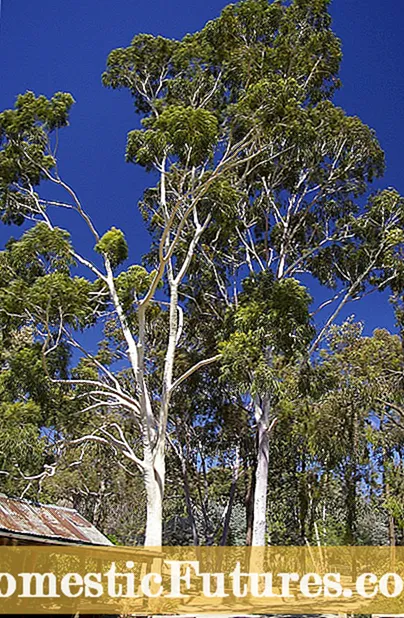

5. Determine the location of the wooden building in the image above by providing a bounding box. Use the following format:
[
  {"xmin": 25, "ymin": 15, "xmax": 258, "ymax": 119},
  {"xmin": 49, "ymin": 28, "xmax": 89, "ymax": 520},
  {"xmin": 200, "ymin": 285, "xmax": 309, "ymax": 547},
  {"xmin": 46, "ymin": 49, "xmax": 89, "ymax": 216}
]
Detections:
[
  {"xmin": 0, "ymin": 494, "xmax": 112, "ymax": 546},
  {"xmin": 0, "ymin": 495, "xmax": 112, "ymax": 617}
]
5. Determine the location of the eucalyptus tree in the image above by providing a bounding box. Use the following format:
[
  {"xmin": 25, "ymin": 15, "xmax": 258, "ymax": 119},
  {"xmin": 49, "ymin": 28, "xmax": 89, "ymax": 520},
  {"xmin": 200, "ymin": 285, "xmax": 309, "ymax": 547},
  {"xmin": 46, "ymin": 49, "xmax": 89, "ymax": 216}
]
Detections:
[
  {"xmin": 219, "ymin": 157, "xmax": 404, "ymax": 547},
  {"xmin": 0, "ymin": 301, "xmax": 70, "ymax": 500},
  {"xmin": 119, "ymin": 0, "xmax": 404, "ymax": 548},
  {"xmin": 174, "ymin": 1, "xmax": 404, "ymax": 546},
  {"xmin": 102, "ymin": 0, "xmax": 346, "ymax": 548},
  {"xmin": 308, "ymin": 322, "xmax": 404, "ymax": 545},
  {"xmin": 1, "ymin": 0, "xmax": 403, "ymax": 550},
  {"xmin": 0, "ymin": 0, "xmax": 309, "ymax": 545},
  {"xmin": 244, "ymin": 321, "xmax": 404, "ymax": 547},
  {"xmin": 0, "ymin": 86, "xmax": 235, "ymax": 545}
]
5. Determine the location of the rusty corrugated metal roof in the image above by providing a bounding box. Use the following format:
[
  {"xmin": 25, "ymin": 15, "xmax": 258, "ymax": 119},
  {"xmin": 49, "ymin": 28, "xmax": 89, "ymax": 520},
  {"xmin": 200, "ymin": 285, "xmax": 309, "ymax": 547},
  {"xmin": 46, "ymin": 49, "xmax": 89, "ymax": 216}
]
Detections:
[{"xmin": 0, "ymin": 495, "xmax": 112, "ymax": 545}]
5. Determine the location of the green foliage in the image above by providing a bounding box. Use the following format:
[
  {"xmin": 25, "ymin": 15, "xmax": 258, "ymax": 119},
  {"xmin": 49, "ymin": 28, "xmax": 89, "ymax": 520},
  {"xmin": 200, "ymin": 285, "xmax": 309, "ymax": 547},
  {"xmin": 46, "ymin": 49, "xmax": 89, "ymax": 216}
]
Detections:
[
  {"xmin": 8, "ymin": 222, "xmax": 73, "ymax": 275},
  {"xmin": 104, "ymin": 0, "xmax": 342, "ymax": 182},
  {"xmin": 0, "ymin": 91, "xmax": 74, "ymax": 224},
  {"xmin": 115, "ymin": 265, "xmax": 156, "ymax": 311},
  {"xmin": 102, "ymin": 34, "xmax": 180, "ymax": 112},
  {"xmin": 0, "ymin": 0, "xmax": 401, "ymax": 551},
  {"xmin": 0, "ymin": 321, "xmax": 72, "ymax": 500},
  {"xmin": 127, "ymin": 106, "xmax": 219, "ymax": 168},
  {"xmin": 95, "ymin": 227, "xmax": 128, "ymax": 269},
  {"xmin": 0, "ymin": 225, "xmax": 102, "ymax": 331},
  {"xmin": 201, "ymin": 0, "xmax": 341, "ymax": 100},
  {"xmin": 29, "ymin": 273, "xmax": 95, "ymax": 328},
  {"xmin": 240, "ymin": 274, "xmax": 314, "ymax": 354},
  {"xmin": 0, "ymin": 400, "xmax": 46, "ymax": 493},
  {"xmin": 220, "ymin": 274, "xmax": 314, "ymax": 393}
]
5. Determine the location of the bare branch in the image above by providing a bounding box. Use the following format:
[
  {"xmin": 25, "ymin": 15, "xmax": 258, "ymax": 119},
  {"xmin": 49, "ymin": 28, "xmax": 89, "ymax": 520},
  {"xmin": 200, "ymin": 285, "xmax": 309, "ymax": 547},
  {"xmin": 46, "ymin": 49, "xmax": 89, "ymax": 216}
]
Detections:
[{"xmin": 170, "ymin": 354, "xmax": 222, "ymax": 394}]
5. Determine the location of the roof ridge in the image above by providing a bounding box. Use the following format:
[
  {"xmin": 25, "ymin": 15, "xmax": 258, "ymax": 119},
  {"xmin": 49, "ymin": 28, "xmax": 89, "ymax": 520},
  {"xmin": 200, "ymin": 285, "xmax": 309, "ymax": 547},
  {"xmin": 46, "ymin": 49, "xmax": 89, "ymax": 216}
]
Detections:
[{"xmin": 0, "ymin": 494, "xmax": 78, "ymax": 513}]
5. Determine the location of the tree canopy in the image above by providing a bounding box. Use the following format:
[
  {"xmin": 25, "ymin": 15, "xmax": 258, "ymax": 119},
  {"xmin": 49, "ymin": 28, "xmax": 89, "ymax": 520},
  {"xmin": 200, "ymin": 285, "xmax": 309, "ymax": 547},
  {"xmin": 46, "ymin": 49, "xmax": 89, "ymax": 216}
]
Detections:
[{"xmin": 0, "ymin": 0, "xmax": 403, "ymax": 550}]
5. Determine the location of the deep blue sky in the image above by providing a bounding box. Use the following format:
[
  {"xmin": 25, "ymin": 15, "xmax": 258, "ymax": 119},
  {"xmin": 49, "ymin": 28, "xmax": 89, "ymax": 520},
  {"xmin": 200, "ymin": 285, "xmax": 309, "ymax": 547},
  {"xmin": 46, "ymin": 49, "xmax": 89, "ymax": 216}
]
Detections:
[{"xmin": 0, "ymin": 0, "xmax": 403, "ymax": 336}]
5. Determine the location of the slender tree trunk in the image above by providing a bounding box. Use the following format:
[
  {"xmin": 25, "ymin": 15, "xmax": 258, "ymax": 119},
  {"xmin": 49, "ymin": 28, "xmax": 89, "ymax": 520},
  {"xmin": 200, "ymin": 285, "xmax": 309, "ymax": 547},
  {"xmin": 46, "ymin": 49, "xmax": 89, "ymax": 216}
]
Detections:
[
  {"xmin": 144, "ymin": 446, "xmax": 165, "ymax": 546},
  {"xmin": 345, "ymin": 405, "xmax": 358, "ymax": 546},
  {"xmin": 143, "ymin": 273, "xmax": 177, "ymax": 547},
  {"xmin": 387, "ymin": 489, "xmax": 396, "ymax": 548},
  {"xmin": 220, "ymin": 446, "xmax": 240, "ymax": 546},
  {"xmin": 383, "ymin": 447, "xmax": 396, "ymax": 548},
  {"xmin": 245, "ymin": 464, "xmax": 255, "ymax": 546},
  {"xmin": 181, "ymin": 458, "xmax": 200, "ymax": 546},
  {"xmin": 252, "ymin": 396, "xmax": 271, "ymax": 546},
  {"xmin": 298, "ymin": 452, "xmax": 308, "ymax": 545}
]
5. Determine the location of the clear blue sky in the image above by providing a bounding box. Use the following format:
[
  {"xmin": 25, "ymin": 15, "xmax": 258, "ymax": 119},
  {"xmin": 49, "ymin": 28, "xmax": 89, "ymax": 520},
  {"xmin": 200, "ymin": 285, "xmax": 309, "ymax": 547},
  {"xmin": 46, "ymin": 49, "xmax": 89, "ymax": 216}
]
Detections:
[{"xmin": 0, "ymin": 0, "xmax": 403, "ymax": 335}]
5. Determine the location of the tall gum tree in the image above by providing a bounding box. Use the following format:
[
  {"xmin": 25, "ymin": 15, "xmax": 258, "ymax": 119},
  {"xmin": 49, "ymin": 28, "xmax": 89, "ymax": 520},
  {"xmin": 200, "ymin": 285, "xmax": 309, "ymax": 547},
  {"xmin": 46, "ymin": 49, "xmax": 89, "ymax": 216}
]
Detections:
[
  {"xmin": 101, "ymin": 0, "xmax": 345, "ymax": 545},
  {"xmin": 0, "ymin": 1, "xmax": 316, "ymax": 546},
  {"xmin": 0, "ymin": 93, "xmax": 234, "ymax": 545},
  {"xmin": 171, "ymin": 0, "xmax": 404, "ymax": 546},
  {"xmin": 1, "ymin": 0, "xmax": 403, "ymax": 548},
  {"xmin": 103, "ymin": 0, "xmax": 345, "ymax": 547}
]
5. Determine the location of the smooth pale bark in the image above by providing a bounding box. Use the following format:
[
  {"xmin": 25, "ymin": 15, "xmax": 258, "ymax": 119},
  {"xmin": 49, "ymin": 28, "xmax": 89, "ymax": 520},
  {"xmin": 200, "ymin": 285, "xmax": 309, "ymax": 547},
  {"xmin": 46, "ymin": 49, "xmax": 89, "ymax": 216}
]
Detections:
[
  {"xmin": 142, "ymin": 223, "xmax": 211, "ymax": 545},
  {"xmin": 245, "ymin": 464, "xmax": 255, "ymax": 546},
  {"xmin": 143, "ymin": 281, "xmax": 178, "ymax": 547},
  {"xmin": 144, "ymin": 446, "xmax": 165, "ymax": 546},
  {"xmin": 251, "ymin": 396, "xmax": 272, "ymax": 547}
]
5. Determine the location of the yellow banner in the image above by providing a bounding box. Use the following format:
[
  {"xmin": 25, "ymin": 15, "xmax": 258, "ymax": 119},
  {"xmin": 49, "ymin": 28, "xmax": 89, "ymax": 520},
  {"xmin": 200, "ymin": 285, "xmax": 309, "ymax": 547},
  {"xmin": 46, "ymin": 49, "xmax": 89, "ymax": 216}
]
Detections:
[{"xmin": 0, "ymin": 545, "xmax": 402, "ymax": 614}]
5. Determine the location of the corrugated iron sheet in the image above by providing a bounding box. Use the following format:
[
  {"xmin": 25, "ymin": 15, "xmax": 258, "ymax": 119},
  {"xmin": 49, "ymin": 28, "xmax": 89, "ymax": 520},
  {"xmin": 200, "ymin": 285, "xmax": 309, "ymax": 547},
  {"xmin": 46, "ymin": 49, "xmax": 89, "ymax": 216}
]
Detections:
[{"xmin": 0, "ymin": 495, "xmax": 112, "ymax": 545}]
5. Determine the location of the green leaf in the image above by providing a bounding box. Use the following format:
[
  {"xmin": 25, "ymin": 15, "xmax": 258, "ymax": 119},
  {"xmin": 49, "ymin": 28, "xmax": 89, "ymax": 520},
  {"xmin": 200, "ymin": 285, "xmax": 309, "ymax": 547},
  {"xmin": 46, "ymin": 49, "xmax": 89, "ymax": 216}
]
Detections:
[{"xmin": 95, "ymin": 227, "xmax": 128, "ymax": 269}]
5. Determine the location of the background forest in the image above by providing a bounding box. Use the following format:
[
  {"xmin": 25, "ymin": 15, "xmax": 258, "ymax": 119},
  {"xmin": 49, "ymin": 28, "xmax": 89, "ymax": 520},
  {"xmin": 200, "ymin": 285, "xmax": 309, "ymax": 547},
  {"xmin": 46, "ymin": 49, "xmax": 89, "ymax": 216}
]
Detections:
[{"xmin": 0, "ymin": 0, "xmax": 403, "ymax": 549}]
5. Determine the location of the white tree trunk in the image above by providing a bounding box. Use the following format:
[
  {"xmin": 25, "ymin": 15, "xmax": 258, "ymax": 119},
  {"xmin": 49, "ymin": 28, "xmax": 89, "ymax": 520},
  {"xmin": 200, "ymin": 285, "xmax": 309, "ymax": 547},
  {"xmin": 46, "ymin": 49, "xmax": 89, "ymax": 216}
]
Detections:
[
  {"xmin": 144, "ymin": 446, "xmax": 165, "ymax": 546},
  {"xmin": 252, "ymin": 397, "xmax": 271, "ymax": 547}
]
